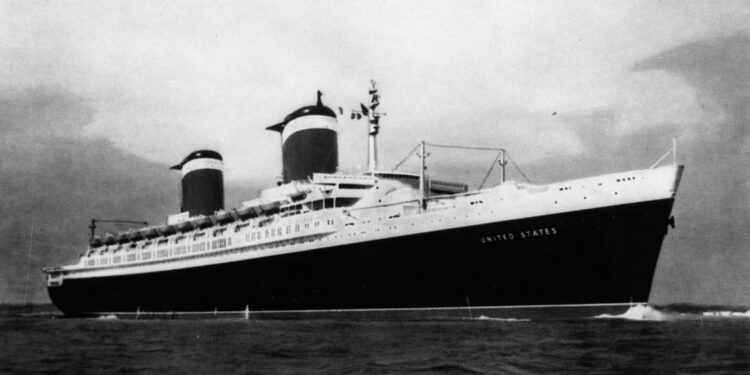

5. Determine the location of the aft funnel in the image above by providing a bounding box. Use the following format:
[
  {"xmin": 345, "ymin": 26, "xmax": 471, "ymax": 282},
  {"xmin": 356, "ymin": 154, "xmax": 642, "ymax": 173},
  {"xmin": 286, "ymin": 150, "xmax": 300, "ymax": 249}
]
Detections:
[{"xmin": 170, "ymin": 150, "xmax": 225, "ymax": 216}]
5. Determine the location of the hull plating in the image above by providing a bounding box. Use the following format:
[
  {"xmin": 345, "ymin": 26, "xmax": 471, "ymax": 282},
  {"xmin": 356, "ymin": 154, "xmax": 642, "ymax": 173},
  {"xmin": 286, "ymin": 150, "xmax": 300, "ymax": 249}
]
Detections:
[{"xmin": 49, "ymin": 198, "xmax": 675, "ymax": 316}]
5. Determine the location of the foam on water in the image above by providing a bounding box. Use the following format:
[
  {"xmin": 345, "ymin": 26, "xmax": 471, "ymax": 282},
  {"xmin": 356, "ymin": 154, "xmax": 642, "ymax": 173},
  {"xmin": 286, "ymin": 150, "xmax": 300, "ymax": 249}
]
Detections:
[
  {"xmin": 475, "ymin": 315, "xmax": 530, "ymax": 322},
  {"xmin": 702, "ymin": 310, "xmax": 750, "ymax": 318},
  {"xmin": 594, "ymin": 304, "xmax": 668, "ymax": 321},
  {"xmin": 595, "ymin": 304, "xmax": 750, "ymax": 321}
]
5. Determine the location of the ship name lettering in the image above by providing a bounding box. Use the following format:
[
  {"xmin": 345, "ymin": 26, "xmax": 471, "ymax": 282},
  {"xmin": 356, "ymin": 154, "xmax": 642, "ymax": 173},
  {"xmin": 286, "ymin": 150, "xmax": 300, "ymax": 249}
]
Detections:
[{"xmin": 481, "ymin": 226, "xmax": 557, "ymax": 244}]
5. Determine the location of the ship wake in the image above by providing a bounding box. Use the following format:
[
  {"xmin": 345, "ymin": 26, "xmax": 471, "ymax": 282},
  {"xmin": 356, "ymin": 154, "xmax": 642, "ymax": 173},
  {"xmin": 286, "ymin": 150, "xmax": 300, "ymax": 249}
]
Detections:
[
  {"xmin": 474, "ymin": 315, "xmax": 530, "ymax": 322},
  {"xmin": 594, "ymin": 304, "xmax": 750, "ymax": 321},
  {"xmin": 594, "ymin": 304, "xmax": 668, "ymax": 321},
  {"xmin": 701, "ymin": 310, "xmax": 750, "ymax": 318}
]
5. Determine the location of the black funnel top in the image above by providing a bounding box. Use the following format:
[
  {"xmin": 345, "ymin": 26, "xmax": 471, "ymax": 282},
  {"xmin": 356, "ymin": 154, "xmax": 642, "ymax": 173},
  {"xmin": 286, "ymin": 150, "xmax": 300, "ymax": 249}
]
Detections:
[
  {"xmin": 170, "ymin": 150, "xmax": 223, "ymax": 170},
  {"xmin": 267, "ymin": 91, "xmax": 336, "ymax": 133}
]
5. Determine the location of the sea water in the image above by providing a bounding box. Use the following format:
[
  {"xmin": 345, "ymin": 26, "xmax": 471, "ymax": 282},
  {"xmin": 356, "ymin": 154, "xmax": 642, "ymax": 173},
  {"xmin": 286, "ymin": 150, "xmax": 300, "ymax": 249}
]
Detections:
[{"xmin": 1, "ymin": 305, "xmax": 749, "ymax": 374}]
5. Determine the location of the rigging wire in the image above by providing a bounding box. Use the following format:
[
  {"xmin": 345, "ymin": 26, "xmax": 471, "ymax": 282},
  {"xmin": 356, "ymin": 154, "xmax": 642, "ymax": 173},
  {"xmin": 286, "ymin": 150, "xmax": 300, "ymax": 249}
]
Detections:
[
  {"xmin": 507, "ymin": 153, "xmax": 531, "ymax": 183},
  {"xmin": 478, "ymin": 151, "xmax": 503, "ymax": 189},
  {"xmin": 391, "ymin": 143, "xmax": 421, "ymax": 171},
  {"xmin": 425, "ymin": 143, "xmax": 503, "ymax": 152},
  {"xmin": 392, "ymin": 141, "xmax": 532, "ymax": 185}
]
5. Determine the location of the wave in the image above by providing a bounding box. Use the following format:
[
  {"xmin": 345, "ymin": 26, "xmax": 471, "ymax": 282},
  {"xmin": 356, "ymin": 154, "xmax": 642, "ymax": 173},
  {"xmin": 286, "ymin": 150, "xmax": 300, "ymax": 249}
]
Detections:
[
  {"xmin": 594, "ymin": 304, "xmax": 750, "ymax": 321},
  {"xmin": 701, "ymin": 310, "xmax": 750, "ymax": 318},
  {"xmin": 96, "ymin": 314, "xmax": 119, "ymax": 320},
  {"xmin": 475, "ymin": 315, "xmax": 530, "ymax": 322},
  {"xmin": 594, "ymin": 304, "xmax": 668, "ymax": 321}
]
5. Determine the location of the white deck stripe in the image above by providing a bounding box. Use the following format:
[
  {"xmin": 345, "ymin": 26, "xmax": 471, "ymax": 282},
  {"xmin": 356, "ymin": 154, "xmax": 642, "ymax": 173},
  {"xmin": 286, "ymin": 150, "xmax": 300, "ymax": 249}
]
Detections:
[
  {"xmin": 282, "ymin": 115, "xmax": 336, "ymax": 143},
  {"xmin": 182, "ymin": 158, "xmax": 223, "ymax": 176}
]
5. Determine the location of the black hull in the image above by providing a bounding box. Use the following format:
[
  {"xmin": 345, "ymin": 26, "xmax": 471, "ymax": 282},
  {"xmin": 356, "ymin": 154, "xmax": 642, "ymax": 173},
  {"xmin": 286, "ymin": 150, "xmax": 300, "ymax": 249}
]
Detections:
[{"xmin": 49, "ymin": 198, "xmax": 675, "ymax": 316}]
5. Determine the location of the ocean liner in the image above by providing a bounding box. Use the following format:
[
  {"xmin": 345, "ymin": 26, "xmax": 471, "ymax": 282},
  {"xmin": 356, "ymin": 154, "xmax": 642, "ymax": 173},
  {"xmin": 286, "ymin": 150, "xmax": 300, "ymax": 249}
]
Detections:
[{"xmin": 44, "ymin": 81, "xmax": 683, "ymax": 318}]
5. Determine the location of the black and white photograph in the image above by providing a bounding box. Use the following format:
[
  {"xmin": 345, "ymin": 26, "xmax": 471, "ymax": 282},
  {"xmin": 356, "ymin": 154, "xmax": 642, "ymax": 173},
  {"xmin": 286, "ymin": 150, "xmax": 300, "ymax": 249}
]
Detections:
[{"xmin": 1, "ymin": 0, "xmax": 749, "ymax": 373}]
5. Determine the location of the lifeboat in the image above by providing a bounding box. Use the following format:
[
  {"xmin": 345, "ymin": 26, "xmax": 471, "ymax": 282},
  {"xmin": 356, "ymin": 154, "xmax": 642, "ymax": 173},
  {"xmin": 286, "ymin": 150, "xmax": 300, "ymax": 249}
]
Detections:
[
  {"xmin": 126, "ymin": 230, "xmax": 144, "ymax": 241},
  {"xmin": 114, "ymin": 232, "xmax": 130, "ymax": 244},
  {"xmin": 191, "ymin": 216, "xmax": 212, "ymax": 228},
  {"xmin": 214, "ymin": 210, "xmax": 236, "ymax": 224},
  {"xmin": 236, "ymin": 205, "xmax": 259, "ymax": 219},
  {"xmin": 102, "ymin": 233, "xmax": 116, "ymax": 246},
  {"xmin": 89, "ymin": 235, "xmax": 103, "ymax": 248},
  {"xmin": 260, "ymin": 199, "xmax": 283, "ymax": 212},
  {"xmin": 176, "ymin": 220, "xmax": 194, "ymax": 232},
  {"xmin": 139, "ymin": 226, "xmax": 160, "ymax": 239},
  {"xmin": 259, "ymin": 181, "xmax": 311, "ymax": 201},
  {"xmin": 157, "ymin": 224, "xmax": 176, "ymax": 236},
  {"xmin": 238, "ymin": 195, "xmax": 287, "ymax": 218}
]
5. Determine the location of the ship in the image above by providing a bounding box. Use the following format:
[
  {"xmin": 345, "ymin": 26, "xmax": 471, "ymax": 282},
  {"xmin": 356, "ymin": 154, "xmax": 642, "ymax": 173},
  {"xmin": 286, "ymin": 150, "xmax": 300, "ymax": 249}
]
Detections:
[{"xmin": 43, "ymin": 81, "xmax": 684, "ymax": 319}]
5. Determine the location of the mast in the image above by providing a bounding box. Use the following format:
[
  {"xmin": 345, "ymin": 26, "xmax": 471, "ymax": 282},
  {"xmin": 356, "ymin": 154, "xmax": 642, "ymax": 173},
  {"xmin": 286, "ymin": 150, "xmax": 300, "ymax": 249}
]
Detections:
[
  {"xmin": 419, "ymin": 141, "xmax": 426, "ymax": 210},
  {"xmin": 500, "ymin": 149, "xmax": 506, "ymax": 184},
  {"xmin": 366, "ymin": 80, "xmax": 382, "ymax": 173},
  {"xmin": 351, "ymin": 80, "xmax": 385, "ymax": 174},
  {"xmin": 368, "ymin": 128, "xmax": 378, "ymax": 172}
]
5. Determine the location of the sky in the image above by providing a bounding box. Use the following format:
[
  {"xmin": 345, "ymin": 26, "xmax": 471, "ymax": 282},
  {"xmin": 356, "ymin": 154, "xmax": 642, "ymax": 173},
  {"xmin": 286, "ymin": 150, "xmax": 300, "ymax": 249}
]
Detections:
[{"xmin": 1, "ymin": 0, "xmax": 749, "ymax": 305}]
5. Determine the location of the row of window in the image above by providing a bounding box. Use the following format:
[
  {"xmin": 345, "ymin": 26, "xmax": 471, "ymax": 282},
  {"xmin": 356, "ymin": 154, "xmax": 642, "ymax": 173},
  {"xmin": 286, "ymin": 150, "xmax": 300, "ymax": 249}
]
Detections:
[
  {"xmin": 86, "ymin": 237, "xmax": 233, "ymax": 267},
  {"xmin": 242, "ymin": 219, "xmax": 338, "ymax": 242},
  {"xmin": 92, "ymin": 216, "xmax": 336, "ymax": 257},
  {"xmin": 279, "ymin": 198, "xmax": 361, "ymax": 217},
  {"xmin": 85, "ymin": 218, "xmax": 338, "ymax": 268}
]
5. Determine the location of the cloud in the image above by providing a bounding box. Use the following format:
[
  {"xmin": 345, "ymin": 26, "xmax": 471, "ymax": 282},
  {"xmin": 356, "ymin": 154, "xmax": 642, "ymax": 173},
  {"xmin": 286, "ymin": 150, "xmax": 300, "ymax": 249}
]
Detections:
[
  {"xmin": 633, "ymin": 35, "xmax": 750, "ymax": 306},
  {"xmin": 633, "ymin": 35, "xmax": 750, "ymax": 150},
  {"xmin": 535, "ymin": 35, "xmax": 750, "ymax": 306},
  {"xmin": 4, "ymin": 1, "xmax": 749, "ymax": 183},
  {"xmin": 0, "ymin": 87, "xmax": 171, "ymax": 303},
  {"xmin": 0, "ymin": 86, "xmax": 93, "ymax": 137},
  {"xmin": 0, "ymin": 86, "xmax": 261, "ymax": 303}
]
